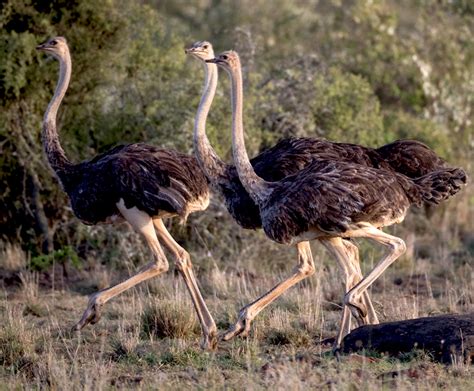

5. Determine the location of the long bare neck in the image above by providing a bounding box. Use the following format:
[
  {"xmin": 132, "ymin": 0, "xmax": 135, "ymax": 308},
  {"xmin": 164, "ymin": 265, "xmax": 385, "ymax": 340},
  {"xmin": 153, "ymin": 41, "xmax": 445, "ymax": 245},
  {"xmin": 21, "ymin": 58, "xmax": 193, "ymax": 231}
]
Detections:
[
  {"xmin": 193, "ymin": 61, "xmax": 227, "ymax": 181},
  {"xmin": 42, "ymin": 51, "xmax": 72, "ymax": 176},
  {"xmin": 229, "ymin": 64, "xmax": 270, "ymax": 204}
]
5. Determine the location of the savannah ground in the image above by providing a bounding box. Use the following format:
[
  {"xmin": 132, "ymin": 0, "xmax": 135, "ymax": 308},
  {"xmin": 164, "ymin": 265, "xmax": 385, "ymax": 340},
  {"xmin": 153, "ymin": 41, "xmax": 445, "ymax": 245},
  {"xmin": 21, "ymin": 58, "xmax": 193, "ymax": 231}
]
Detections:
[
  {"xmin": 1, "ymin": 196, "xmax": 473, "ymax": 389},
  {"xmin": 1, "ymin": 0, "xmax": 473, "ymax": 389}
]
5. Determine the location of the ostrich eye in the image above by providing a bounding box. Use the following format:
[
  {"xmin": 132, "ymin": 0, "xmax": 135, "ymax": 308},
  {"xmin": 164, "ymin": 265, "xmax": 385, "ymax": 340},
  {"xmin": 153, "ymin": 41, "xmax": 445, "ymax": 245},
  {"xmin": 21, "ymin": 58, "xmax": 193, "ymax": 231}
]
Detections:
[
  {"xmin": 50, "ymin": 40, "xmax": 57, "ymax": 45},
  {"xmin": 203, "ymin": 44, "xmax": 209, "ymax": 49},
  {"xmin": 222, "ymin": 55, "xmax": 228, "ymax": 60}
]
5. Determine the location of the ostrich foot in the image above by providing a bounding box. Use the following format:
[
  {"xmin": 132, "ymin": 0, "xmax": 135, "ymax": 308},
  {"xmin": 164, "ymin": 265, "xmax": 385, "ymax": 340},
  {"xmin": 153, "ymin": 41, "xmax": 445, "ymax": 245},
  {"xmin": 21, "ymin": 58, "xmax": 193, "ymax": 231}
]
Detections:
[
  {"xmin": 354, "ymin": 309, "xmax": 370, "ymax": 327},
  {"xmin": 221, "ymin": 308, "xmax": 253, "ymax": 341},
  {"xmin": 73, "ymin": 294, "xmax": 103, "ymax": 331},
  {"xmin": 344, "ymin": 292, "xmax": 368, "ymax": 321},
  {"xmin": 359, "ymin": 291, "xmax": 378, "ymax": 326},
  {"xmin": 332, "ymin": 344, "xmax": 342, "ymax": 360},
  {"xmin": 201, "ymin": 329, "xmax": 218, "ymax": 351}
]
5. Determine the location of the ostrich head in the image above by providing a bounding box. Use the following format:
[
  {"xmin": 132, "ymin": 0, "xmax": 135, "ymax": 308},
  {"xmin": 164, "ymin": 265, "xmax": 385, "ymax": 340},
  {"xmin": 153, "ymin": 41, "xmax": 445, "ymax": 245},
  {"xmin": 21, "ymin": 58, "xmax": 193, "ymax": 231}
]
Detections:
[
  {"xmin": 206, "ymin": 50, "xmax": 240, "ymax": 74},
  {"xmin": 36, "ymin": 37, "xmax": 69, "ymax": 59},
  {"xmin": 185, "ymin": 41, "xmax": 215, "ymax": 61}
]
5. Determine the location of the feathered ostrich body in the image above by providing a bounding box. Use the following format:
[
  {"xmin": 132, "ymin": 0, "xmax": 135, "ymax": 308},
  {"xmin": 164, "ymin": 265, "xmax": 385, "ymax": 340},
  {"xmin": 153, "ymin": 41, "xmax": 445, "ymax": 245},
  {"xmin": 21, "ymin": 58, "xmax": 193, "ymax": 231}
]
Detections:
[
  {"xmin": 207, "ymin": 50, "xmax": 466, "ymax": 349},
  {"xmin": 37, "ymin": 37, "xmax": 217, "ymax": 350},
  {"xmin": 61, "ymin": 144, "xmax": 208, "ymax": 225},
  {"xmin": 259, "ymin": 159, "xmax": 463, "ymax": 245},
  {"xmin": 220, "ymin": 138, "xmax": 450, "ymax": 230}
]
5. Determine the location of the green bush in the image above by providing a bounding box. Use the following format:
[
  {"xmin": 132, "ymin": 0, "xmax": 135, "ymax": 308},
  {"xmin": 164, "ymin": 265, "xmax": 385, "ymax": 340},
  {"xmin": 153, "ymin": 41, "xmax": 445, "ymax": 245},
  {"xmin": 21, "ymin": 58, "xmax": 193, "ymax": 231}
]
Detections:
[
  {"xmin": 311, "ymin": 67, "xmax": 384, "ymax": 147},
  {"xmin": 29, "ymin": 246, "xmax": 80, "ymax": 272},
  {"xmin": 0, "ymin": 0, "xmax": 471, "ymax": 261}
]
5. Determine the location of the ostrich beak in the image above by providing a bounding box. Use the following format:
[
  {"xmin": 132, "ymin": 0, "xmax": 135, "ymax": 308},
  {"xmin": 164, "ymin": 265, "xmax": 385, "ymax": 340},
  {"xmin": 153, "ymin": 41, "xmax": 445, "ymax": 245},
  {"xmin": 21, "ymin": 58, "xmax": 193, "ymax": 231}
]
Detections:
[
  {"xmin": 36, "ymin": 43, "xmax": 46, "ymax": 51},
  {"xmin": 186, "ymin": 47, "xmax": 204, "ymax": 55}
]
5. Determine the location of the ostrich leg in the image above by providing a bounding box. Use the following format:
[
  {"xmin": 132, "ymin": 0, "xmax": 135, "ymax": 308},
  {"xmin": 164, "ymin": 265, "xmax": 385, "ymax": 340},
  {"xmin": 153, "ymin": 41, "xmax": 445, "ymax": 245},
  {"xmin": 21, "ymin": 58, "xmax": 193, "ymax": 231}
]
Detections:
[
  {"xmin": 152, "ymin": 218, "xmax": 217, "ymax": 350},
  {"xmin": 342, "ymin": 240, "xmax": 378, "ymax": 325},
  {"xmin": 343, "ymin": 224, "xmax": 406, "ymax": 321},
  {"xmin": 74, "ymin": 201, "xmax": 169, "ymax": 330},
  {"xmin": 222, "ymin": 241, "xmax": 315, "ymax": 341},
  {"xmin": 320, "ymin": 237, "xmax": 377, "ymax": 351},
  {"xmin": 320, "ymin": 238, "xmax": 353, "ymax": 350}
]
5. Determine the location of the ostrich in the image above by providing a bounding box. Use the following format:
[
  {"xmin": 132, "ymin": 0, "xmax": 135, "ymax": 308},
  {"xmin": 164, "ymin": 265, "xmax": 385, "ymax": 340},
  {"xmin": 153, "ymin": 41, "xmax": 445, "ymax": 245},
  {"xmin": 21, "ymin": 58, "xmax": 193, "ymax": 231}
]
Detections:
[
  {"xmin": 36, "ymin": 37, "xmax": 217, "ymax": 350},
  {"xmin": 207, "ymin": 50, "xmax": 466, "ymax": 348},
  {"xmin": 186, "ymin": 41, "xmax": 465, "ymax": 336},
  {"xmin": 186, "ymin": 41, "xmax": 381, "ymax": 329}
]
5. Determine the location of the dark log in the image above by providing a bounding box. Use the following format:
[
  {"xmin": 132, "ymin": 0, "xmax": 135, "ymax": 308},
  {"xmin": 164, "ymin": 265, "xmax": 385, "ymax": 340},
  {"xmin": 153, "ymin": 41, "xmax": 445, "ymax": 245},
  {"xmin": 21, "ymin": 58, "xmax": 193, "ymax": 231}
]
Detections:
[{"xmin": 341, "ymin": 313, "xmax": 474, "ymax": 364}]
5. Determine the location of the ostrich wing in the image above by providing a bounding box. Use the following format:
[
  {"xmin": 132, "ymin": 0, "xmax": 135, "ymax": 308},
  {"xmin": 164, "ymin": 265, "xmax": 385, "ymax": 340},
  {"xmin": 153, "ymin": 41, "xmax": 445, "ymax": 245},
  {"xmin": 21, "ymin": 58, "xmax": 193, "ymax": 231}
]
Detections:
[
  {"xmin": 376, "ymin": 139, "xmax": 447, "ymax": 178},
  {"xmin": 112, "ymin": 144, "xmax": 207, "ymax": 218},
  {"xmin": 261, "ymin": 160, "xmax": 410, "ymax": 244}
]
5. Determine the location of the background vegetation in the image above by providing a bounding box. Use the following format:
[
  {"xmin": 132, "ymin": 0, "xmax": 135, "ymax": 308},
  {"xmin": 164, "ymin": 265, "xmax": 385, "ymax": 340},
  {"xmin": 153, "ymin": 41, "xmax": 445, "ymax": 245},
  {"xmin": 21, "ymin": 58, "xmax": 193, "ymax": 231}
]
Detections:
[{"xmin": 0, "ymin": 0, "xmax": 472, "ymax": 389}]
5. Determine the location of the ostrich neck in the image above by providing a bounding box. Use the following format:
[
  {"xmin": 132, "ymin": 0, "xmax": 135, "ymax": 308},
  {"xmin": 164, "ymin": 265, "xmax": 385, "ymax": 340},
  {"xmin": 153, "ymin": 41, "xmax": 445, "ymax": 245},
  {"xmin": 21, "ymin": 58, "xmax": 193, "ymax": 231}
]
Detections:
[
  {"xmin": 42, "ymin": 52, "xmax": 72, "ymax": 177},
  {"xmin": 230, "ymin": 65, "xmax": 269, "ymax": 204},
  {"xmin": 193, "ymin": 62, "xmax": 227, "ymax": 181}
]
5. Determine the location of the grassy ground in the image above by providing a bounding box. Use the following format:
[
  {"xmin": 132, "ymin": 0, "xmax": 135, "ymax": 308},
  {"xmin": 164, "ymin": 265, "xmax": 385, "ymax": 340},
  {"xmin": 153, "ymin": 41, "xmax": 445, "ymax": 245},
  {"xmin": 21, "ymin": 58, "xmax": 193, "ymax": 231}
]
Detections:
[{"xmin": 0, "ymin": 197, "xmax": 473, "ymax": 389}]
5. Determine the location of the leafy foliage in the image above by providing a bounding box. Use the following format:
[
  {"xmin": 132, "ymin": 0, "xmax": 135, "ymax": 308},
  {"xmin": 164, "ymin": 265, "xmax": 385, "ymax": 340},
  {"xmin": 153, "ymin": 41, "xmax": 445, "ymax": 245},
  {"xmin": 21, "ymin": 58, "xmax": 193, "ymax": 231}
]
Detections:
[
  {"xmin": 29, "ymin": 245, "xmax": 80, "ymax": 271},
  {"xmin": 0, "ymin": 0, "xmax": 472, "ymax": 263}
]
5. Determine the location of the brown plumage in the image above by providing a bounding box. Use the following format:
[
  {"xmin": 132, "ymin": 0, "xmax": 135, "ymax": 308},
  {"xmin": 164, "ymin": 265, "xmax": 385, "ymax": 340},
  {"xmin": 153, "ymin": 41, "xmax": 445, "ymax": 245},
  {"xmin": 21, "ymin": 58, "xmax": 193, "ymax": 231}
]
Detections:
[
  {"xmin": 376, "ymin": 139, "xmax": 447, "ymax": 178},
  {"xmin": 260, "ymin": 159, "xmax": 466, "ymax": 245},
  {"xmin": 219, "ymin": 137, "xmax": 456, "ymax": 230},
  {"xmin": 61, "ymin": 144, "xmax": 208, "ymax": 225},
  {"xmin": 37, "ymin": 37, "xmax": 217, "ymax": 350}
]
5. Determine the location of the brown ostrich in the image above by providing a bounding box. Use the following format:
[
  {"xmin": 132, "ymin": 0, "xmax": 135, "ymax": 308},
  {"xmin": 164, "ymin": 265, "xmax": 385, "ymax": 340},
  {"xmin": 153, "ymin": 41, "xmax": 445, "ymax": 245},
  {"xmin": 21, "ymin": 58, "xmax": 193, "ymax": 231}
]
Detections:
[
  {"xmin": 37, "ymin": 37, "xmax": 217, "ymax": 349},
  {"xmin": 187, "ymin": 41, "xmax": 465, "ymax": 339},
  {"xmin": 207, "ymin": 50, "xmax": 466, "ymax": 349}
]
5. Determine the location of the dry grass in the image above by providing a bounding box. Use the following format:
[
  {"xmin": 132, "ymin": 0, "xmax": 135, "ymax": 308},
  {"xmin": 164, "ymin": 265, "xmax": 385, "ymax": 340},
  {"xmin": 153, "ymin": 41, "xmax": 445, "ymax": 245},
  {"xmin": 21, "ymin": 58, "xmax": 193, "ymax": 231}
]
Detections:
[
  {"xmin": 141, "ymin": 293, "xmax": 200, "ymax": 340},
  {"xmin": 0, "ymin": 198, "xmax": 473, "ymax": 389},
  {"xmin": 0, "ymin": 243, "xmax": 27, "ymax": 271}
]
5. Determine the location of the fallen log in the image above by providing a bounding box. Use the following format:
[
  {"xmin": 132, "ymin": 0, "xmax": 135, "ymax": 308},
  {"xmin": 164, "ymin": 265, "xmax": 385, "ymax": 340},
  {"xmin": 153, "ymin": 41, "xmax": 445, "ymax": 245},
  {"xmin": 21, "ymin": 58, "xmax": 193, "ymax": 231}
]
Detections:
[{"xmin": 341, "ymin": 313, "xmax": 474, "ymax": 364}]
